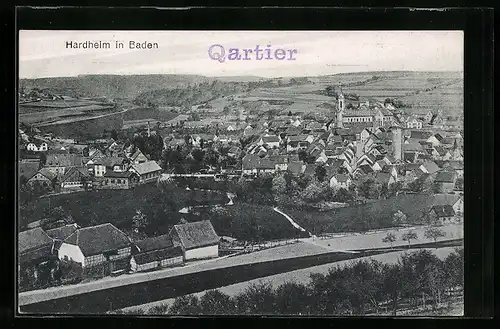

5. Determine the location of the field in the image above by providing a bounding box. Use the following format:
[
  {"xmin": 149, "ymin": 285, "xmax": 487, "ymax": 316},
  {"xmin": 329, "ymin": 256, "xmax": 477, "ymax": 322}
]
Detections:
[
  {"xmin": 228, "ymin": 71, "xmax": 463, "ymax": 117},
  {"xmin": 19, "ymin": 183, "xmax": 228, "ymax": 235},
  {"xmin": 192, "ymin": 203, "xmax": 310, "ymax": 241},
  {"xmin": 283, "ymin": 194, "xmax": 444, "ymax": 234},
  {"xmin": 122, "ymin": 246, "xmax": 460, "ymax": 313}
]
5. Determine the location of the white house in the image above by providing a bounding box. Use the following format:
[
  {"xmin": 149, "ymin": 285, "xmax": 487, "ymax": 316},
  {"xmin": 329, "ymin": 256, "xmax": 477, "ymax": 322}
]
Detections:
[
  {"xmin": 329, "ymin": 174, "xmax": 352, "ymax": 189},
  {"xmin": 26, "ymin": 141, "xmax": 48, "ymax": 152},
  {"xmin": 58, "ymin": 223, "xmax": 132, "ymax": 276},
  {"xmin": 169, "ymin": 220, "xmax": 219, "ymax": 261}
]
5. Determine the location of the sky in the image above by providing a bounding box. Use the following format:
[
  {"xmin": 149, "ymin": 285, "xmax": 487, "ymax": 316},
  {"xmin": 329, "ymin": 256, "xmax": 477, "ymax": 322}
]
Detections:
[{"xmin": 19, "ymin": 30, "xmax": 463, "ymax": 79}]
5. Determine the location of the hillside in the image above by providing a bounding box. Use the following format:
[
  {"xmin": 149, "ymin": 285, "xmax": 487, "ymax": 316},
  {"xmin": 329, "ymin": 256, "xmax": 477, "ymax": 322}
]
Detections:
[{"xmin": 20, "ymin": 74, "xmax": 215, "ymax": 99}]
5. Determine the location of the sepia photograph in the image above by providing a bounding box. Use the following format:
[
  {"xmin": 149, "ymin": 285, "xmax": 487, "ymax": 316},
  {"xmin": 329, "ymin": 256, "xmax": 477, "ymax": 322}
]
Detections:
[{"xmin": 18, "ymin": 30, "xmax": 464, "ymax": 316}]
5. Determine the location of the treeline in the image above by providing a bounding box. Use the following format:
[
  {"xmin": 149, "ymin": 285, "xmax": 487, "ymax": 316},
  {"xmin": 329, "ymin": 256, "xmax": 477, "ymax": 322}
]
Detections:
[{"xmin": 118, "ymin": 248, "xmax": 463, "ymax": 316}]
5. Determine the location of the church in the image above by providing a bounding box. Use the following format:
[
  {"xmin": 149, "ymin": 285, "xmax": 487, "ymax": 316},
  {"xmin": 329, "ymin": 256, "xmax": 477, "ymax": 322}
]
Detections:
[{"xmin": 335, "ymin": 87, "xmax": 395, "ymax": 128}]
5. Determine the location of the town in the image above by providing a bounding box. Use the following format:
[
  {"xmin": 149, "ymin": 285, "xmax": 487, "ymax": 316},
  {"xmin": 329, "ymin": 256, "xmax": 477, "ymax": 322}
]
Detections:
[{"xmin": 18, "ymin": 72, "xmax": 464, "ymax": 315}]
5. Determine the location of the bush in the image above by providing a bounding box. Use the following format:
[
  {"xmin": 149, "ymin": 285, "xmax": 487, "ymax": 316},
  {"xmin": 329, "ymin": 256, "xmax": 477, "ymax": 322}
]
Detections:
[{"xmin": 164, "ymin": 248, "xmax": 463, "ymax": 315}]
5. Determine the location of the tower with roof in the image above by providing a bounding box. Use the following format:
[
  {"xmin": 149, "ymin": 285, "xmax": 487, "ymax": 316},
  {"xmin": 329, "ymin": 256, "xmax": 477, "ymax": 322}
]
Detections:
[{"xmin": 336, "ymin": 84, "xmax": 345, "ymax": 129}]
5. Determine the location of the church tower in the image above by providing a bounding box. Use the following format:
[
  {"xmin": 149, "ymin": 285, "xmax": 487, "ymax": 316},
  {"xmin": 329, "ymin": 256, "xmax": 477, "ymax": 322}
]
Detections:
[{"xmin": 336, "ymin": 85, "xmax": 345, "ymax": 128}]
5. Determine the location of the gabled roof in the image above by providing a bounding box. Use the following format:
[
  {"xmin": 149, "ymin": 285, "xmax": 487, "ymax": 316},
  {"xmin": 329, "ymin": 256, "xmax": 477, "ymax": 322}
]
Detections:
[
  {"xmin": 431, "ymin": 205, "xmax": 456, "ymax": 217},
  {"xmin": 45, "ymin": 153, "xmax": 83, "ymax": 167},
  {"xmin": 134, "ymin": 246, "xmax": 183, "ymax": 265},
  {"xmin": 262, "ymin": 135, "xmax": 280, "ymax": 143},
  {"xmin": 410, "ymin": 130, "xmax": 434, "ymax": 140},
  {"xmin": 357, "ymin": 164, "xmax": 374, "ymax": 175},
  {"xmin": 433, "ymin": 193, "xmax": 461, "ymax": 206},
  {"xmin": 130, "ymin": 161, "xmax": 162, "ymax": 175},
  {"xmin": 31, "ymin": 167, "xmax": 57, "ymax": 181},
  {"xmin": 303, "ymin": 164, "xmax": 319, "ymax": 176},
  {"xmin": 446, "ymin": 161, "xmax": 464, "ymax": 170},
  {"xmin": 61, "ymin": 166, "xmax": 89, "ymax": 182},
  {"xmin": 420, "ymin": 161, "xmax": 440, "ymax": 174},
  {"xmin": 19, "ymin": 160, "xmax": 40, "ymax": 180},
  {"xmin": 336, "ymin": 174, "xmax": 350, "ymax": 183},
  {"xmin": 171, "ymin": 220, "xmax": 219, "ymax": 250},
  {"xmin": 65, "ymin": 223, "xmax": 131, "ymax": 256},
  {"xmin": 135, "ymin": 234, "xmax": 174, "ymax": 254},
  {"xmin": 287, "ymin": 161, "xmax": 305, "ymax": 175},
  {"xmin": 434, "ymin": 170, "xmax": 457, "ymax": 183},
  {"xmin": 104, "ymin": 171, "xmax": 135, "ymax": 178},
  {"xmin": 97, "ymin": 156, "xmax": 127, "ymax": 167},
  {"xmin": 374, "ymin": 160, "xmax": 386, "ymax": 169},
  {"xmin": 46, "ymin": 224, "xmax": 78, "ymax": 241},
  {"xmin": 19, "ymin": 227, "xmax": 53, "ymax": 254},
  {"xmin": 130, "ymin": 149, "xmax": 147, "ymax": 161},
  {"xmin": 374, "ymin": 172, "xmax": 393, "ymax": 184}
]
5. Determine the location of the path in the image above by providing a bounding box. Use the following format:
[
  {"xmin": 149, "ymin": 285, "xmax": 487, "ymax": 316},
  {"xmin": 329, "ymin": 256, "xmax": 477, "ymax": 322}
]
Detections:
[{"xmin": 273, "ymin": 207, "xmax": 313, "ymax": 236}]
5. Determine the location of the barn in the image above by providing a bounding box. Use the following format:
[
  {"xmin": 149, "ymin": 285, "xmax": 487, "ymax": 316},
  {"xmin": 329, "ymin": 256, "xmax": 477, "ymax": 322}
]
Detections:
[
  {"xmin": 169, "ymin": 220, "xmax": 219, "ymax": 261},
  {"xmin": 130, "ymin": 235, "xmax": 183, "ymax": 272}
]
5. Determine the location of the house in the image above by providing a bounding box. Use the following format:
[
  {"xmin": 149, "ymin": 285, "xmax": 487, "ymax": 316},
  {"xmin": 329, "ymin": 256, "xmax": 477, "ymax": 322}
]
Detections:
[
  {"xmin": 444, "ymin": 161, "xmax": 464, "ymax": 178},
  {"xmin": 169, "ymin": 220, "xmax": 219, "ymax": 261},
  {"xmin": 329, "ymin": 174, "xmax": 352, "ymax": 189},
  {"xmin": 27, "ymin": 168, "xmax": 57, "ymax": 190},
  {"xmin": 374, "ymin": 171, "xmax": 396, "ymax": 187},
  {"xmin": 287, "ymin": 161, "xmax": 305, "ymax": 175},
  {"xmin": 381, "ymin": 164, "xmax": 399, "ymax": 181},
  {"xmin": 410, "ymin": 130, "xmax": 434, "ymax": 141},
  {"xmin": 433, "ymin": 194, "xmax": 464, "ymax": 216},
  {"xmin": 46, "ymin": 223, "xmax": 79, "ymax": 242},
  {"xmin": 129, "ymin": 160, "xmax": 162, "ymax": 184},
  {"xmin": 18, "ymin": 227, "xmax": 57, "ymax": 283},
  {"xmin": 128, "ymin": 149, "xmax": 149, "ymax": 165},
  {"xmin": 58, "ymin": 223, "xmax": 132, "ymax": 277},
  {"xmin": 427, "ymin": 134, "xmax": 444, "ymax": 147},
  {"xmin": 419, "ymin": 161, "xmax": 440, "ymax": 174},
  {"xmin": 60, "ymin": 166, "xmax": 92, "ymax": 191},
  {"xmin": 19, "ymin": 159, "xmax": 40, "ymax": 183},
  {"xmin": 130, "ymin": 235, "xmax": 184, "ymax": 272},
  {"xmin": 44, "ymin": 153, "xmax": 83, "ymax": 176},
  {"xmin": 26, "ymin": 140, "xmax": 48, "ymax": 152},
  {"xmin": 257, "ymin": 135, "xmax": 281, "ymax": 148},
  {"xmin": 372, "ymin": 160, "xmax": 387, "ymax": 172},
  {"xmin": 242, "ymin": 154, "xmax": 260, "ymax": 175},
  {"xmin": 428, "ymin": 205, "xmax": 456, "ymax": 225},
  {"xmin": 353, "ymin": 164, "xmax": 374, "ymax": 178},
  {"xmin": 101, "ymin": 171, "xmax": 139, "ymax": 190},
  {"xmin": 406, "ymin": 117, "xmax": 423, "ymax": 129},
  {"xmin": 434, "ymin": 170, "xmax": 457, "ymax": 193}
]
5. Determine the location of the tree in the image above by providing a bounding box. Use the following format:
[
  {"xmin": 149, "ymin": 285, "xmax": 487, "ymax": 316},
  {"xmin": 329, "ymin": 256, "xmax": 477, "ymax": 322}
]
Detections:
[
  {"xmin": 392, "ymin": 210, "xmax": 407, "ymax": 227},
  {"xmin": 132, "ymin": 209, "xmax": 148, "ymax": 233},
  {"xmin": 333, "ymin": 188, "xmax": 354, "ymax": 203},
  {"xmin": 359, "ymin": 178, "xmax": 382, "ymax": 199},
  {"xmin": 315, "ymin": 165, "xmax": 327, "ymax": 182},
  {"xmin": 287, "ymin": 110, "xmax": 293, "ymax": 116},
  {"xmin": 382, "ymin": 232, "xmax": 397, "ymax": 249},
  {"xmin": 424, "ymin": 227, "xmax": 446, "ymax": 245},
  {"xmin": 271, "ymin": 173, "xmax": 287, "ymax": 205},
  {"xmin": 275, "ymin": 282, "xmax": 311, "ymax": 315},
  {"xmin": 168, "ymin": 295, "xmax": 201, "ymax": 315},
  {"xmin": 236, "ymin": 282, "xmax": 276, "ymax": 314},
  {"xmin": 199, "ymin": 290, "xmax": 236, "ymax": 315},
  {"xmin": 401, "ymin": 231, "xmax": 418, "ymax": 247},
  {"xmin": 41, "ymin": 206, "xmax": 74, "ymax": 230}
]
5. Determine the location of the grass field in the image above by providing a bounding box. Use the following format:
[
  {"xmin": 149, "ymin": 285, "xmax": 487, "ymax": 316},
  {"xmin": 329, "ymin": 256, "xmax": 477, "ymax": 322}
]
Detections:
[
  {"xmin": 20, "ymin": 183, "xmax": 228, "ymax": 235},
  {"xmin": 123, "ymin": 246, "xmax": 459, "ymax": 313},
  {"xmin": 283, "ymin": 194, "xmax": 443, "ymax": 234}
]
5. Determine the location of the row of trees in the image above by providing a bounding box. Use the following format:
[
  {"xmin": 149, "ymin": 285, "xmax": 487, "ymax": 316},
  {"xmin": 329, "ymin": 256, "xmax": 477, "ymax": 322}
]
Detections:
[
  {"xmin": 382, "ymin": 226, "xmax": 447, "ymax": 249},
  {"xmin": 127, "ymin": 248, "xmax": 463, "ymax": 316}
]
